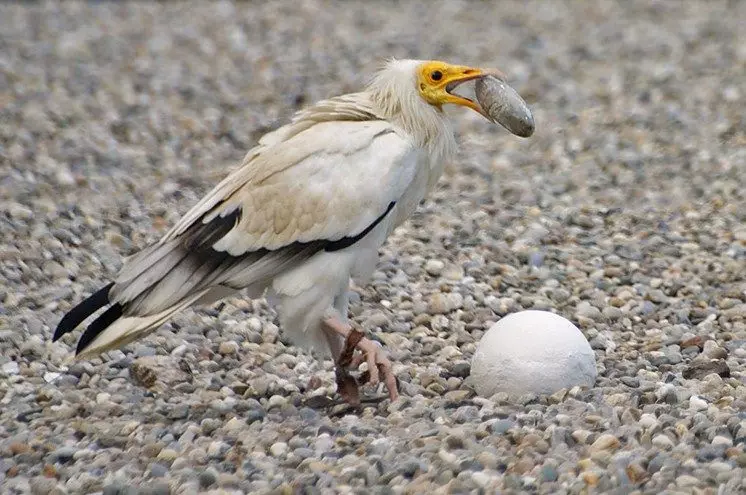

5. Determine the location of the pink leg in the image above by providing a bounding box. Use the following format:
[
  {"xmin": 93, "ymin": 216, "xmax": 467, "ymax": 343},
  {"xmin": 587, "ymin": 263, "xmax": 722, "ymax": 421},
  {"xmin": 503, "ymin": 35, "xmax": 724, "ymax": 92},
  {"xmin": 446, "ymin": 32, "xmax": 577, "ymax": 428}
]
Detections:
[{"xmin": 321, "ymin": 316, "xmax": 399, "ymax": 404}]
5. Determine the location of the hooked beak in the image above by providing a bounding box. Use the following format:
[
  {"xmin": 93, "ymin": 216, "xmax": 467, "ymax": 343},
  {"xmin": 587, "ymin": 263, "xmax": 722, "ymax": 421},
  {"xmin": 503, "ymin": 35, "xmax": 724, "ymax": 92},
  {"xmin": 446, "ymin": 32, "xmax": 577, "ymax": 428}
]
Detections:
[{"xmin": 442, "ymin": 67, "xmax": 507, "ymax": 118}]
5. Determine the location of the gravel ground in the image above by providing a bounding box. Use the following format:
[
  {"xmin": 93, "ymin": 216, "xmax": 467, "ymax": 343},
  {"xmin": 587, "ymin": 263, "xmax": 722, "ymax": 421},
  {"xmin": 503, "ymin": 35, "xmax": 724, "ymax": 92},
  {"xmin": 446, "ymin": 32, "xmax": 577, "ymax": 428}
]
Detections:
[{"xmin": 2, "ymin": 1, "xmax": 746, "ymax": 494}]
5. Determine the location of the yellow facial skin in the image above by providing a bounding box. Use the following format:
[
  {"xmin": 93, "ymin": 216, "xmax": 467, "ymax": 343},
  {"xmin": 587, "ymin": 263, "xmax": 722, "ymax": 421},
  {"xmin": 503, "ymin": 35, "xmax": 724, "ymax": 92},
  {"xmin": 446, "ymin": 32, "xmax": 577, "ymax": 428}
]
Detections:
[{"xmin": 417, "ymin": 61, "xmax": 505, "ymax": 116}]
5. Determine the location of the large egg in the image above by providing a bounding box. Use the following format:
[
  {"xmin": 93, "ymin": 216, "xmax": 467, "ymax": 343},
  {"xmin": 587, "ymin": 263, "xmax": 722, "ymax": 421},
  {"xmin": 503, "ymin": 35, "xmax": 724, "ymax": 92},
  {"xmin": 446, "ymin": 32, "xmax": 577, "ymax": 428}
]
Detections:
[{"xmin": 471, "ymin": 310, "xmax": 597, "ymax": 398}]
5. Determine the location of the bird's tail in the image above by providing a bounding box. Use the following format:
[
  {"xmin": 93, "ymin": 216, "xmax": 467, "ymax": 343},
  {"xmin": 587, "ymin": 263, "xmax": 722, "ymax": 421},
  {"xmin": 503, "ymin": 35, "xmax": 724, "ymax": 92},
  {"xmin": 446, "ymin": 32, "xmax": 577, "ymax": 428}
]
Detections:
[
  {"xmin": 53, "ymin": 283, "xmax": 209, "ymax": 361},
  {"xmin": 52, "ymin": 209, "xmax": 318, "ymax": 360}
]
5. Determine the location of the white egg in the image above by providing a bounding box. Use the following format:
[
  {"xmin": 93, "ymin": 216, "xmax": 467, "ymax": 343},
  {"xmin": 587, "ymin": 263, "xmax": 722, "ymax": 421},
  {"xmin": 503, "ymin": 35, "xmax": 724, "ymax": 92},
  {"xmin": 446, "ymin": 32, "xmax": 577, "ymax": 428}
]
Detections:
[{"xmin": 471, "ymin": 310, "xmax": 597, "ymax": 397}]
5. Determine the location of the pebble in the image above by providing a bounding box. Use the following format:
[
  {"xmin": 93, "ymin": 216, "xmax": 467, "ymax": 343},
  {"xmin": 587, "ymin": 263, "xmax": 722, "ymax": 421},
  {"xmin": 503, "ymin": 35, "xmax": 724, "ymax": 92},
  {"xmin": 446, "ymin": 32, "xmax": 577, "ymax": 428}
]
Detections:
[
  {"xmin": 489, "ymin": 419, "xmax": 515, "ymax": 435},
  {"xmin": 50, "ymin": 446, "xmax": 77, "ymax": 463},
  {"xmin": 428, "ymin": 292, "xmax": 463, "ymax": 315},
  {"xmin": 270, "ymin": 442, "xmax": 288, "ymax": 457},
  {"xmin": 156, "ymin": 449, "xmax": 179, "ymax": 462},
  {"xmin": 690, "ymin": 396, "xmax": 709, "ymax": 411},
  {"xmin": 207, "ymin": 441, "xmax": 229, "ymax": 459},
  {"xmin": 218, "ymin": 341, "xmax": 240, "ymax": 355},
  {"xmin": 198, "ymin": 469, "xmax": 218, "ymax": 489},
  {"xmin": 424, "ymin": 259, "xmax": 445, "ymax": 276},
  {"xmin": 590, "ymin": 434, "xmax": 620, "ymax": 452},
  {"xmin": 652, "ymin": 434, "xmax": 675, "ymax": 449},
  {"xmin": 2, "ymin": 361, "xmax": 20, "ymax": 375},
  {"xmin": 149, "ymin": 463, "xmax": 169, "ymax": 477},
  {"xmin": 711, "ymin": 435, "xmax": 733, "ymax": 447},
  {"xmin": 683, "ymin": 359, "xmax": 730, "ymax": 379}
]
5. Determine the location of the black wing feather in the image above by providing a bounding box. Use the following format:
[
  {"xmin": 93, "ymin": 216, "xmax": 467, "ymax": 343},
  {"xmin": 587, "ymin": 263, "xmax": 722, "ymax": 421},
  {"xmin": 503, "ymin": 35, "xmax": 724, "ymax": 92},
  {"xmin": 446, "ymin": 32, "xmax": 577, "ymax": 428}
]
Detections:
[
  {"xmin": 52, "ymin": 283, "xmax": 114, "ymax": 341},
  {"xmin": 75, "ymin": 303, "xmax": 124, "ymax": 355}
]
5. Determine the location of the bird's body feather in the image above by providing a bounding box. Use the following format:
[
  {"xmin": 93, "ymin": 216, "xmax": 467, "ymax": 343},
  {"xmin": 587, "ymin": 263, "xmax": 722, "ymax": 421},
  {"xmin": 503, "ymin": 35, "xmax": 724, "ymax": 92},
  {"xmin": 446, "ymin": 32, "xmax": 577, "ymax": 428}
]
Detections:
[{"xmin": 55, "ymin": 59, "xmax": 473, "ymax": 360}]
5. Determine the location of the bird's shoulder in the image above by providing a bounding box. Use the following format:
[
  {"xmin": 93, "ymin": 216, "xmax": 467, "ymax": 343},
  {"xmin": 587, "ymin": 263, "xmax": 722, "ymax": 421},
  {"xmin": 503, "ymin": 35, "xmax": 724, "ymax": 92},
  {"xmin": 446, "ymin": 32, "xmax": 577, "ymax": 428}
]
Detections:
[{"xmin": 258, "ymin": 92, "xmax": 384, "ymax": 146}]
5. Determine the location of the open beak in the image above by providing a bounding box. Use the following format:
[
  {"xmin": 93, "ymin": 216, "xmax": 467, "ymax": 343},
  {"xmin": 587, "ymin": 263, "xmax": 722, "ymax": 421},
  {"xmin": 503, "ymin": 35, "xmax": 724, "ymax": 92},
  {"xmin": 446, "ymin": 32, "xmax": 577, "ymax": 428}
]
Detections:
[{"xmin": 442, "ymin": 67, "xmax": 507, "ymax": 118}]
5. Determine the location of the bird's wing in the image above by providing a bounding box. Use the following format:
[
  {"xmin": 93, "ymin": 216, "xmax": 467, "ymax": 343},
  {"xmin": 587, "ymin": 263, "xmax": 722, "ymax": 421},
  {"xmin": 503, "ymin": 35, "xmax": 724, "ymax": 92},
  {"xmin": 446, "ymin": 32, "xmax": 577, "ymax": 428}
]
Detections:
[
  {"xmin": 160, "ymin": 92, "xmax": 383, "ymax": 245},
  {"xmin": 110, "ymin": 94, "xmax": 420, "ymax": 313}
]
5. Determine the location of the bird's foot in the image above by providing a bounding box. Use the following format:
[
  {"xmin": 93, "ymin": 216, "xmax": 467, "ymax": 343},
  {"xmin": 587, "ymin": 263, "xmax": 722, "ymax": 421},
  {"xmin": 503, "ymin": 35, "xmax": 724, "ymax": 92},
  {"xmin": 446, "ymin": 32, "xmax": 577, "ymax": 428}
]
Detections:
[{"xmin": 323, "ymin": 318, "xmax": 399, "ymax": 405}]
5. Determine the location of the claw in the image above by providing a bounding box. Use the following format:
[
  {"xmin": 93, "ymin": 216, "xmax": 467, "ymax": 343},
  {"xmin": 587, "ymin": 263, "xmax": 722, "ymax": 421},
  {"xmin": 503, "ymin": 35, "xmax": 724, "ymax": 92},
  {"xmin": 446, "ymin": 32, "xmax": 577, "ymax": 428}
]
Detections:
[
  {"xmin": 324, "ymin": 318, "xmax": 400, "ymax": 404},
  {"xmin": 335, "ymin": 367, "xmax": 361, "ymax": 406}
]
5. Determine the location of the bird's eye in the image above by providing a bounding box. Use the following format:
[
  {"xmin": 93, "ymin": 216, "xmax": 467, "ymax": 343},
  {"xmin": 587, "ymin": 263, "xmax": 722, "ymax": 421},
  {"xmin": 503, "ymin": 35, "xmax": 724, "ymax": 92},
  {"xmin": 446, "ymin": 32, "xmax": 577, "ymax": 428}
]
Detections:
[{"xmin": 431, "ymin": 70, "xmax": 443, "ymax": 81}]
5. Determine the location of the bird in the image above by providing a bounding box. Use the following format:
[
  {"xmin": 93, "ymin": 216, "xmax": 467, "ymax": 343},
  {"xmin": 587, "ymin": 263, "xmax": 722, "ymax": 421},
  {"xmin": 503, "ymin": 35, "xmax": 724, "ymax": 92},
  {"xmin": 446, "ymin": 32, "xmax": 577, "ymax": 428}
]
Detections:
[{"xmin": 53, "ymin": 59, "xmax": 515, "ymax": 405}]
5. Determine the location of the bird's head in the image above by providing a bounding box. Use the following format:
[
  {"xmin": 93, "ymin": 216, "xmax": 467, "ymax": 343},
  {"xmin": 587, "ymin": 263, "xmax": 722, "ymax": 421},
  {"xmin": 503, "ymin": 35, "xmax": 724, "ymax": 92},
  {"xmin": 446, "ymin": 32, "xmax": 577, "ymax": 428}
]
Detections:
[
  {"xmin": 368, "ymin": 58, "xmax": 505, "ymax": 122},
  {"xmin": 415, "ymin": 60, "xmax": 505, "ymax": 119}
]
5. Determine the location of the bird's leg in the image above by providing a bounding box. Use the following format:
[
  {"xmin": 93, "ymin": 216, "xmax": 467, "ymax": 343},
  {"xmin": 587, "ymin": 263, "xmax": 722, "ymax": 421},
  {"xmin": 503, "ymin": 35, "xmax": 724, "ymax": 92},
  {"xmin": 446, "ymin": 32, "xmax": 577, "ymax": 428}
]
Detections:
[{"xmin": 321, "ymin": 316, "xmax": 399, "ymax": 404}]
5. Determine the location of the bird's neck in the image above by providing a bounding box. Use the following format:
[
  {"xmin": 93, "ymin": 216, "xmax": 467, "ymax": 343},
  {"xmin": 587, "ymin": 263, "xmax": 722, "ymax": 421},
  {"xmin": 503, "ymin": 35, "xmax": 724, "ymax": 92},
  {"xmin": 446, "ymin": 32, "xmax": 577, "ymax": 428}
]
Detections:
[{"xmin": 369, "ymin": 94, "xmax": 458, "ymax": 160}]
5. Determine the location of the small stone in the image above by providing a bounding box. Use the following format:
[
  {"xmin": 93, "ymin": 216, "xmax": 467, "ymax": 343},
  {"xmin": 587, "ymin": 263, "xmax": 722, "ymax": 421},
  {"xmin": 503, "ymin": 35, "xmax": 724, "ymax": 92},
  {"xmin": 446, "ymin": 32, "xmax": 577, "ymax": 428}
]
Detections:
[
  {"xmin": 218, "ymin": 341, "xmax": 239, "ymax": 355},
  {"xmin": 677, "ymin": 475, "xmax": 701, "ymax": 488},
  {"xmin": 581, "ymin": 471, "xmax": 599, "ymax": 487},
  {"xmin": 682, "ymin": 359, "xmax": 730, "ymax": 379},
  {"xmin": 428, "ymin": 292, "xmax": 463, "ymax": 314},
  {"xmin": 540, "ymin": 464, "xmax": 559, "ymax": 482},
  {"xmin": 471, "ymin": 471, "xmax": 493, "ymax": 488},
  {"xmin": 449, "ymin": 361, "xmax": 471, "ymax": 378},
  {"xmin": 712, "ymin": 435, "xmax": 733, "ymax": 447},
  {"xmin": 29, "ymin": 477, "xmax": 61, "ymax": 495},
  {"xmin": 269, "ymin": 442, "xmax": 288, "ymax": 457},
  {"xmin": 444, "ymin": 389, "xmax": 473, "ymax": 402},
  {"xmin": 572, "ymin": 430, "xmax": 594, "ymax": 444},
  {"xmin": 267, "ymin": 395, "xmax": 287, "ymax": 409},
  {"xmin": 50, "ymin": 446, "xmax": 77, "ymax": 463},
  {"xmin": 689, "ymin": 395, "xmax": 708, "ymax": 411},
  {"xmin": 140, "ymin": 481, "xmax": 170, "ymax": 495},
  {"xmin": 602, "ymin": 306, "xmax": 622, "ymax": 320},
  {"xmin": 156, "ymin": 449, "xmax": 179, "ymax": 462},
  {"xmin": 168, "ymin": 404, "xmax": 189, "ymax": 420},
  {"xmin": 475, "ymin": 451, "xmax": 499, "ymax": 470},
  {"xmin": 702, "ymin": 340, "xmax": 728, "ymax": 359},
  {"xmin": 2, "ymin": 361, "xmax": 20, "ymax": 375},
  {"xmin": 625, "ymin": 462, "xmax": 648, "ymax": 484},
  {"xmin": 207, "ymin": 441, "xmax": 229, "ymax": 458},
  {"xmin": 652, "ymin": 434, "xmax": 675, "ymax": 449},
  {"xmin": 102, "ymin": 482, "xmax": 137, "ymax": 495},
  {"xmin": 590, "ymin": 434, "xmax": 620, "ymax": 452},
  {"xmin": 425, "ymin": 259, "xmax": 445, "ymax": 276},
  {"xmin": 149, "ymin": 463, "xmax": 168, "ymax": 478},
  {"xmin": 43, "ymin": 372, "xmax": 61, "ymax": 383},
  {"xmin": 638, "ymin": 413, "xmax": 658, "ymax": 430},
  {"xmin": 246, "ymin": 410, "xmax": 265, "ymax": 425},
  {"xmin": 223, "ymin": 417, "xmax": 244, "ymax": 431},
  {"xmin": 697, "ymin": 445, "xmax": 727, "ymax": 462},
  {"xmin": 314, "ymin": 434, "xmax": 334, "ymax": 453},
  {"xmin": 201, "ymin": 418, "xmax": 222, "ymax": 435},
  {"xmin": 452, "ymin": 405, "xmax": 479, "ymax": 423},
  {"xmin": 575, "ymin": 301, "xmax": 602, "ymax": 321},
  {"xmin": 198, "ymin": 469, "xmax": 218, "ymax": 489},
  {"xmin": 489, "ymin": 419, "xmax": 514, "ymax": 435},
  {"xmin": 369, "ymin": 438, "xmax": 392, "ymax": 456}
]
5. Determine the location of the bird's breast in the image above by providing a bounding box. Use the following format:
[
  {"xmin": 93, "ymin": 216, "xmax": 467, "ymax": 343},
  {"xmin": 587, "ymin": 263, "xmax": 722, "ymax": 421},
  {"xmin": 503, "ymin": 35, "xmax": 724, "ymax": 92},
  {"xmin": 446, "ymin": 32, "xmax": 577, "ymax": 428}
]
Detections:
[{"xmin": 389, "ymin": 150, "xmax": 445, "ymax": 231}]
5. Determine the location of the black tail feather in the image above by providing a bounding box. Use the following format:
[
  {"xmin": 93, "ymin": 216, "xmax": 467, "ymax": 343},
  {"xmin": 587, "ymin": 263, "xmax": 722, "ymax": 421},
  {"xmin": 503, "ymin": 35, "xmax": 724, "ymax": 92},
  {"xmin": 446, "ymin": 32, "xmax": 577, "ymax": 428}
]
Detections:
[
  {"xmin": 76, "ymin": 303, "xmax": 124, "ymax": 355},
  {"xmin": 53, "ymin": 283, "xmax": 115, "ymax": 342}
]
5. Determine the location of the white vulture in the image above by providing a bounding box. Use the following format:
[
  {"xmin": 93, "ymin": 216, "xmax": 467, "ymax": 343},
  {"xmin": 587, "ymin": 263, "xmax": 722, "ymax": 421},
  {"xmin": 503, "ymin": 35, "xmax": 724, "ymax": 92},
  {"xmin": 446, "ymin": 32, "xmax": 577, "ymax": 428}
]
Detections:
[{"xmin": 53, "ymin": 59, "xmax": 530, "ymax": 404}]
